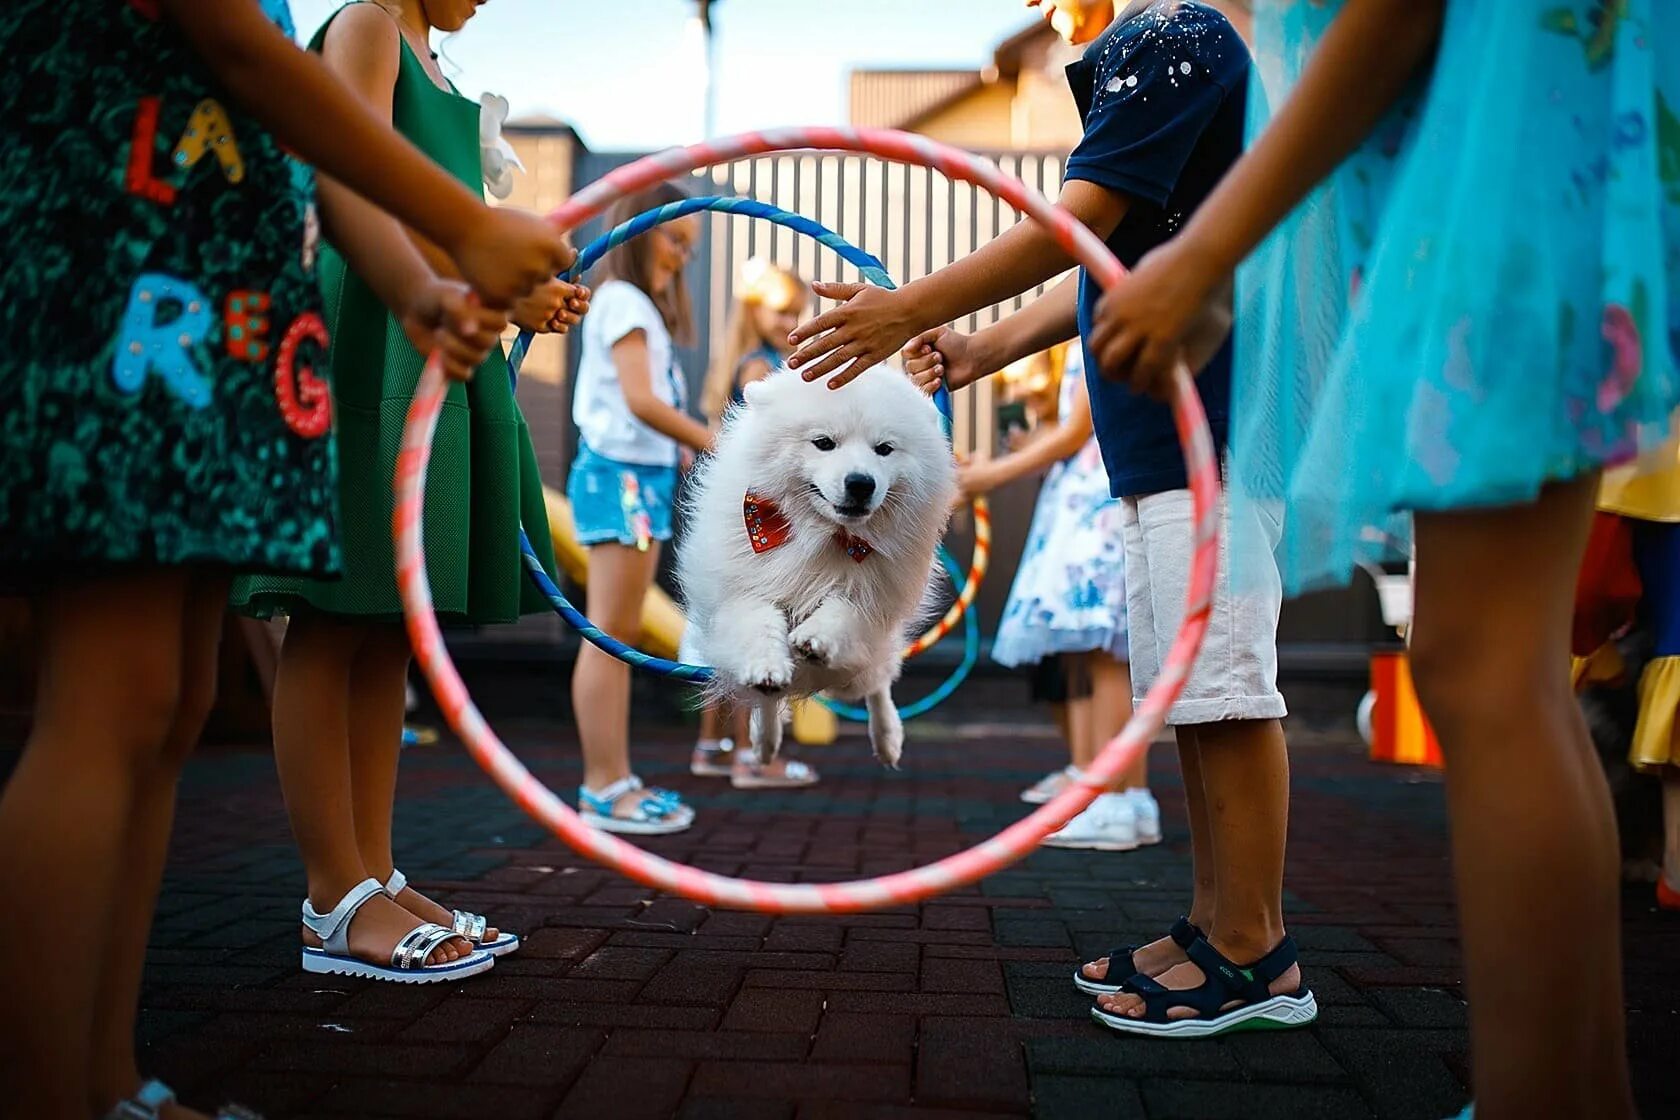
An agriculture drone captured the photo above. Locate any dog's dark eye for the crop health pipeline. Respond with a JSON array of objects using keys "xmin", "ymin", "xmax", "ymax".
[
  {"xmin": 812, "ymin": 436, "xmax": 836, "ymax": 451},
  {"xmin": 873, "ymin": 443, "xmax": 894, "ymax": 457}
]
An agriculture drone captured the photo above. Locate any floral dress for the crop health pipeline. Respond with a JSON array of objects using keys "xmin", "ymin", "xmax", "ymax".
[
  {"xmin": 0, "ymin": 0, "xmax": 339, "ymax": 588},
  {"xmin": 1233, "ymin": 0, "xmax": 1680, "ymax": 595},
  {"xmin": 992, "ymin": 351, "xmax": 1129, "ymax": 667}
]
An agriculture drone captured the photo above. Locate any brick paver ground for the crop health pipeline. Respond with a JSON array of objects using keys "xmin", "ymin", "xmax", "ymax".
[{"xmin": 111, "ymin": 716, "xmax": 1680, "ymax": 1118}]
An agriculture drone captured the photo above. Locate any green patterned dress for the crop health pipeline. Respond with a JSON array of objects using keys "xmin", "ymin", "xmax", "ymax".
[
  {"xmin": 231, "ymin": 4, "xmax": 557, "ymax": 624},
  {"xmin": 0, "ymin": 0, "xmax": 340, "ymax": 588}
]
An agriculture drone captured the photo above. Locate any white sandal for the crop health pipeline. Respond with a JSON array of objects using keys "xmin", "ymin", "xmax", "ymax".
[
  {"xmin": 731, "ymin": 756, "xmax": 820, "ymax": 789},
  {"xmin": 578, "ymin": 775, "xmax": 695, "ymax": 835},
  {"xmin": 300, "ymin": 878, "xmax": 494, "ymax": 983},
  {"xmin": 106, "ymin": 1078, "xmax": 261, "ymax": 1119},
  {"xmin": 382, "ymin": 868, "xmax": 520, "ymax": 957}
]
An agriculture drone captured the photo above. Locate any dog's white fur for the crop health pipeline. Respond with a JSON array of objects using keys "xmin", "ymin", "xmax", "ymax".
[{"xmin": 678, "ymin": 365, "xmax": 957, "ymax": 768}]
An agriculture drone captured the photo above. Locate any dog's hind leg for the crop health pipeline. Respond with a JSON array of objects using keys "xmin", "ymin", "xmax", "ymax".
[
  {"xmin": 864, "ymin": 689, "xmax": 904, "ymax": 770},
  {"xmin": 749, "ymin": 696, "xmax": 785, "ymax": 764}
]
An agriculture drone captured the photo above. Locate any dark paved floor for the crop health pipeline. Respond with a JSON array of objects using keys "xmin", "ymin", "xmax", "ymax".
[{"xmin": 129, "ymin": 718, "xmax": 1678, "ymax": 1119}]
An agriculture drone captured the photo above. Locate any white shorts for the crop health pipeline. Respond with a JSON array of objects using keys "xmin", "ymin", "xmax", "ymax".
[{"xmin": 1121, "ymin": 489, "xmax": 1288, "ymax": 727}]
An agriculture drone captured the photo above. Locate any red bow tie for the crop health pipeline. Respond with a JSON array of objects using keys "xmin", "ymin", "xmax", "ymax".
[{"xmin": 744, "ymin": 493, "xmax": 873, "ymax": 563}]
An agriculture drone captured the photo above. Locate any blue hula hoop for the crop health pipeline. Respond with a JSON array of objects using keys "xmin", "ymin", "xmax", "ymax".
[{"xmin": 508, "ymin": 194, "xmax": 975, "ymax": 718}]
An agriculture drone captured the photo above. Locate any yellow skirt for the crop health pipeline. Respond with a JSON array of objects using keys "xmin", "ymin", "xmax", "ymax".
[{"xmin": 1630, "ymin": 656, "xmax": 1680, "ymax": 772}]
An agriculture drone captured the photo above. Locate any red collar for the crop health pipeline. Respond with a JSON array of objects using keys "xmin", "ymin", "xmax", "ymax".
[{"xmin": 744, "ymin": 493, "xmax": 873, "ymax": 563}]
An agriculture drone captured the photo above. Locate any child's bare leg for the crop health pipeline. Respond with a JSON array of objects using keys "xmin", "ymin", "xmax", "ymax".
[
  {"xmin": 1407, "ymin": 476, "xmax": 1632, "ymax": 1120},
  {"xmin": 272, "ymin": 614, "xmax": 462, "ymax": 965},
  {"xmin": 1064, "ymin": 685, "xmax": 1095, "ymax": 772},
  {"xmin": 1176, "ymin": 732, "xmax": 1216, "ymax": 931},
  {"xmin": 1081, "ymin": 699, "xmax": 1201, "ymax": 990},
  {"xmin": 1078, "ymin": 730, "xmax": 1223, "ymax": 985},
  {"xmin": 88, "ymin": 575, "xmax": 228, "ymax": 1118},
  {"xmin": 1091, "ymin": 651, "xmax": 1144, "ymax": 791},
  {"xmin": 0, "ymin": 570, "xmax": 189, "ymax": 1117},
  {"xmin": 697, "ymin": 704, "xmax": 725, "ymax": 742},
  {"xmin": 349, "ymin": 625, "xmax": 492, "ymax": 945},
  {"xmin": 573, "ymin": 543, "xmax": 660, "ymax": 814},
  {"xmin": 1664, "ymin": 769, "xmax": 1680, "ymax": 889},
  {"xmin": 1096, "ymin": 717, "xmax": 1294, "ymax": 1018},
  {"xmin": 1050, "ymin": 701, "xmax": 1072, "ymax": 759}
]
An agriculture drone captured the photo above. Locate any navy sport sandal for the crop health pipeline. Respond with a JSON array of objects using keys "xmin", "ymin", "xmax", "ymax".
[
  {"xmin": 1090, "ymin": 934, "xmax": 1318, "ymax": 1039},
  {"xmin": 1074, "ymin": 914, "xmax": 1203, "ymax": 996}
]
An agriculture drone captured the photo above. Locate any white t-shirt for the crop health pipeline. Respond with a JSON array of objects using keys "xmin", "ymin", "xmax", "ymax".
[{"xmin": 572, "ymin": 280, "xmax": 687, "ymax": 467}]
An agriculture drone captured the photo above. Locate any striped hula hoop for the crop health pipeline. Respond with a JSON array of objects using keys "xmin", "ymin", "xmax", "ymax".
[{"xmin": 395, "ymin": 127, "xmax": 1219, "ymax": 913}]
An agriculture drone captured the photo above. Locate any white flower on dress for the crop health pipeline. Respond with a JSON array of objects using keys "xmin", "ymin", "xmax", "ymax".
[{"xmin": 479, "ymin": 92, "xmax": 525, "ymax": 201}]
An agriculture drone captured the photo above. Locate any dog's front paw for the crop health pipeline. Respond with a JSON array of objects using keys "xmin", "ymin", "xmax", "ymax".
[
  {"xmin": 738, "ymin": 646, "xmax": 795, "ymax": 694},
  {"xmin": 789, "ymin": 614, "xmax": 859, "ymax": 670}
]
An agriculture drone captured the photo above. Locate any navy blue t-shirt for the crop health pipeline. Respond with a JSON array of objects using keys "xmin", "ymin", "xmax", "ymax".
[{"xmin": 1066, "ymin": 1, "xmax": 1249, "ymax": 498}]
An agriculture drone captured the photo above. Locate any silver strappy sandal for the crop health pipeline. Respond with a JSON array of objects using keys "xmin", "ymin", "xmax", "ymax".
[
  {"xmin": 105, "ymin": 1077, "xmax": 262, "ymax": 1119},
  {"xmin": 300, "ymin": 877, "xmax": 493, "ymax": 983},
  {"xmin": 382, "ymin": 867, "xmax": 520, "ymax": 957}
]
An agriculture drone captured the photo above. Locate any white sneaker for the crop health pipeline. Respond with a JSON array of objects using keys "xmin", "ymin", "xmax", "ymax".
[
  {"xmin": 1020, "ymin": 765, "xmax": 1082, "ymax": 805},
  {"xmin": 1127, "ymin": 788, "xmax": 1162, "ymax": 845},
  {"xmin": 1041, "ymin": 792, "xmax": 1139, "ymax": 851}
]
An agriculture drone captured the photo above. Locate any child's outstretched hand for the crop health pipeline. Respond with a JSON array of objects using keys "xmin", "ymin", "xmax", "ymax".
[
  {"xmin": 786, "ymin": 282, "xmax": 919, "ymax": 389},
  {"xmin": 401, "ymin": 279, "xmax": 509, "ymax": 382},
  {"xmin": 512, "ymin": 279, "xmax": 592, "ymax": 335},
  {"xmin": 1088, "ymin": 240, "xmax": 1232, "ymax": 402},
  {"xmin": 903, "ymin": 327, "xmax": 982, "ymax": 394},
  {"xmin": 451, "ymin": 207, "xmax": 576, "ymax": 309}
]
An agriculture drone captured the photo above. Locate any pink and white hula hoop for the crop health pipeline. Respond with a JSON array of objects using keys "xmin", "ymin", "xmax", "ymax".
[{"xmin": 395, "ymin": 127, "xmax": 1219, "ymax": 914}]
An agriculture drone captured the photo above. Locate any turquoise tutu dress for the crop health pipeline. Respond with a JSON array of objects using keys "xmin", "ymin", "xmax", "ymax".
[{"xmin": 1232, "ymin": 0, "xmax": 1680, "ymax": 595}]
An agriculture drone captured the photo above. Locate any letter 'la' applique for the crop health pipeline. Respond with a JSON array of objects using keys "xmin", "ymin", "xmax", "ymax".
[{"xmin": 173, "ymin": 99, "xmax": 245, "ymax": 185}]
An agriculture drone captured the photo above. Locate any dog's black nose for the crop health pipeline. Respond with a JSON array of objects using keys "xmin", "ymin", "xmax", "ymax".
[{"xmin": 843, "ymin": 473, "xmax": 877, "ymax": 502}]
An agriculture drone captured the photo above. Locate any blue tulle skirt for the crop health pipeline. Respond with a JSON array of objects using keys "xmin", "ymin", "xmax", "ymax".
[{"xmin": 1232, "ymin": 0, "xmax": 1680, "ymax": 595}]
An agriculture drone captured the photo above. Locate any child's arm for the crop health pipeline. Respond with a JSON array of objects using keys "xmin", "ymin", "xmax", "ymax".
[
  {"xmin": 321, "ymin": 204, "xmax": 509, "ymax": 382},
  {"xmin": 959, "ymin": 380, "xmax": 1095, "ymax": 500},
  {"xmin": 1089, "ymin": 0, "xmax": 1445, "ymax": 397},
  {"xmin": 613, "ymin": 334, "xmax": 715, "ymax": 453},
  {"xmin": 902, "ymin": 277, "xmax": 1081, "ymax": 394},
  {"xmin": 159, "ymin": 0, "xmax": 572, "ymax": 306},
  {"xmin": 786, "ymin": 181, "xmax": 1128, "ymax": 387}
]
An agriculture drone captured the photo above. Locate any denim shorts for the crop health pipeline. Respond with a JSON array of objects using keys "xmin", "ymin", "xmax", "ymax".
[{"xmin": 566, "ymin": 442, "xmax": 678, "ymax": 547}]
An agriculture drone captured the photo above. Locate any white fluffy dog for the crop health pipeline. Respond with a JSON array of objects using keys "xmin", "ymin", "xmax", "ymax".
[{"xmin": 677, "ymin": 365, "xmax": 957, "ymax": 768}]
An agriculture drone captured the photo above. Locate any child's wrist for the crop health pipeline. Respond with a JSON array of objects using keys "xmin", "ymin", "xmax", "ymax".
[
  {"xmin": 392, "ymin": 266, "xmax": 439, "ymax": 321},
  {"xmin": 967, "ymin": 327, "xmax": 1013, "ymax": 383},
  {"xmin": 436, "ymin": 195, "xmax": 492, "ymax": 263},
  {"xmin": 1174, "ymin": 221, "xmax": 1239, "ymax": 297}
]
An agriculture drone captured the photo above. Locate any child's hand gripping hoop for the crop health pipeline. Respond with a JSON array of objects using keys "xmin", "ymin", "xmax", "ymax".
[{"xmin": 396, "ymin": 127, "xmax": 1219, "ymax": 913}]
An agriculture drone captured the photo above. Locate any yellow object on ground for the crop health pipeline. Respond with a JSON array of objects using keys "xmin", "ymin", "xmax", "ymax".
[{"xmin": 542, "ymin": 487, "xmax": 838, "ymax": 745}]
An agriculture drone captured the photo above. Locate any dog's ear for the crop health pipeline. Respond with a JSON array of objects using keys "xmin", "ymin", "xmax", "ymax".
[{"xmin": 742, "ymin": 377, "xmax": 773, "ymax": 406}]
